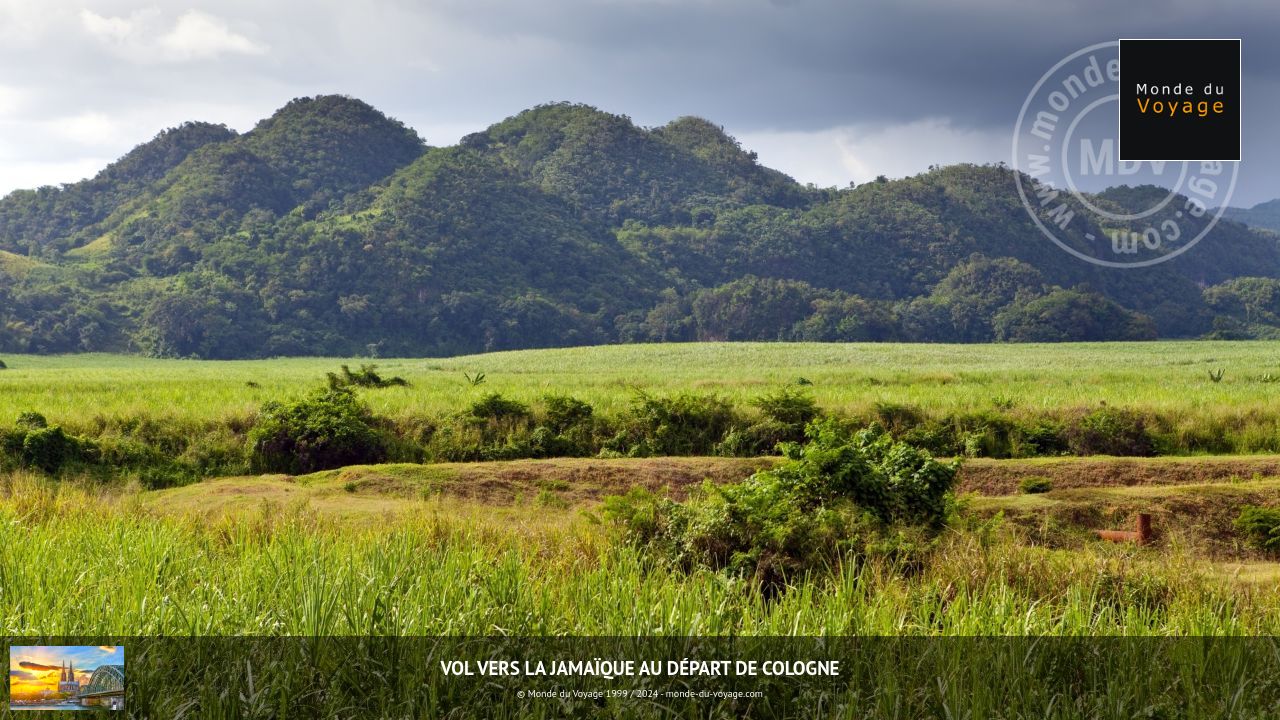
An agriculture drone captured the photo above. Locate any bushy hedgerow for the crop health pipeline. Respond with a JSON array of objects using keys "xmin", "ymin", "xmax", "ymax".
[
  {"xmin": 1064, "ymin": 406, "xmax": 1155, "ymax": 456},
  {"xmin": 428, "ymin": 393, "xmax": 605, "ymax": 462},
  {"xmin": 249, "ymin": 389, "xmax": 390, "ymax": 474},
  {"xmin": 468, "ymin": 393, "xmax": 531, "ymax": 422},
  {"xmin": 719, "ymin": 387, "xmax": 820, "ymax": 456},
  {"xmin": 0, "ymin": 412, "xmax": 98, "ymax": 474},
  {"xmin": 604, "ymin": 420, "xmax": 959, "ymax": 591},
  {"xmin": 605, "ymin": 391, "xmax": 740, "ymax": 457}
]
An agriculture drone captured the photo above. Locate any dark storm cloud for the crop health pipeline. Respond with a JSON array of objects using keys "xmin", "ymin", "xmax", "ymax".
[
  {"xmin": 0, "ymin": 0, "xmax": 1276, "ymax": 203},
  {"xmin": 407, "ymin": 0, "xmax": 1280, "ymax": 130}
]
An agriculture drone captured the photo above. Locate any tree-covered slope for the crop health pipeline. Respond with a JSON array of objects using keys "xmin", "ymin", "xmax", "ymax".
[
  {"xmin": 1222, "ymin": 199, "xmax": 1280, "ymax": 234},
  {"xmin": 0, "ymin": 121, "xmax": 236, "ymax": 255},
  {"xmin": 2, "ymin": 96, "xmax": 1279, "ymax": 357}
]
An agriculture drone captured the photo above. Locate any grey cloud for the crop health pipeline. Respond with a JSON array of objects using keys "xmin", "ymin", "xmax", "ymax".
[{"xmin": 0, "ymin": 0, "xmax": 1275, "ymax": 203}]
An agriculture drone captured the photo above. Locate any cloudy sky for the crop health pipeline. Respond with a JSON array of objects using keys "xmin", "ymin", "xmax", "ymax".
[{"xmin": 1, "ymin": 0, "xmax": 1277, "ymax": 205}]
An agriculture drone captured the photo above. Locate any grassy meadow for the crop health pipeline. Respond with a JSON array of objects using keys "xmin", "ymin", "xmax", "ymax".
[
  {"xmin": 2, "ymin": 470, "xmax": 1278, "ymax": 638},
  {"xmin": 4, "ymin": 341, "xmax": 1280, "ymax": 427},
  {"xmin": 2, "ymin": 342, "xmax": 1279, "ymax": 642}
]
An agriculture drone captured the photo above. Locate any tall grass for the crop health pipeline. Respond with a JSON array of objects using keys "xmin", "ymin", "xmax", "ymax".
[{"xmin": 2, "ymin": 473, "xmax": 1276, "ymax": 638}]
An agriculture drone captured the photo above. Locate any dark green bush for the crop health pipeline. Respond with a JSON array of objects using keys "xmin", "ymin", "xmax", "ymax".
[
  {"xmin": 716, "ymin": 419, "xmax": 796, "ymax": 457},
  {"xmin": 0, "ymin": 359, "xmax": 7, "ymax": 369},
  {"xmin": 16, "ymin": 411, "xmax": 48, "ymax": 430},
  {"xmin": 604, "ymin": 420, "xmax": 959, "ymax": 592},
  {"xmin": 468, "ymin": 393, "xmax": 531, "ymax": 422},
  {"xmin": 249, "ymin": 389, "xmax": 390, "ymax": 474},
  {"xmin": 542, "ymin": 395, "xmax": 593, "ymax": 433},
  {"xmin": 872, "ymin": 402, "xmax": 925, "ymax": 434},
  {"xmin": 718, "ymin": 387, "xmax": 821, "ymax": 455},
  {"xmin": 607, "ymin": 391, "xmax": 739, "ymax": 457},
  {"xmin": 21, "ymin": 425, "xmax": 95, "ymax": 474},
  {"xmin": 1018, "ymin": 418, "xmax": 1068, "ymax": 456},
  {"xmin": 1019, "ymin": 476, "xmax": 1053, "ymax": 494},
  {"xmin": 1234, "ymin": 506, "xmax": 1280, "ymax": 555},
  {"xmin": 326, "ymin": 364, "xmax": 408, "ymax": 390},
  {"xmin": 752, "ymin": 387, "xmax": 819, "ymax": 428},
  {"xmin": 1065, "ymin": 406, "xmax": 1155, "ymax": 456}
]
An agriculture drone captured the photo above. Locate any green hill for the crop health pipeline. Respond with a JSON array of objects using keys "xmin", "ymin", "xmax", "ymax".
[
  {"xmin": 1222, "ymin": 199, "xmax": 1280, "ymax": 234},
  {"xmin": 1, "ymin": 96, "xmax": 1279, "ymax": 357}
]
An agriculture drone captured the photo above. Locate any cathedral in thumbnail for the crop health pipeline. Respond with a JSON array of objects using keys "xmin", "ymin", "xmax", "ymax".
[{"xmin": 57, "ymin": 661, "xmax": 81, "ymax": 695}]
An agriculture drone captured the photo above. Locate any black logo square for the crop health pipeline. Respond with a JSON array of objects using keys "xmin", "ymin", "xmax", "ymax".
[{"xmin": 1119, "ymin": 39, "xmax": 1240, "ymax": 161}]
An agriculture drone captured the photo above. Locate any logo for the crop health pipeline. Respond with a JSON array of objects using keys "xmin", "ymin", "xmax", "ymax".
[{"xmin": 1012, "ymin": 41, "xmax": 1238, "ymax": 268}]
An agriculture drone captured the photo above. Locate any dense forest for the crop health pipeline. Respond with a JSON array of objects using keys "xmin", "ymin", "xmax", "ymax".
[{"xmin": 2, "ymin": 95, "xmax": 1280, "ymax": 358}]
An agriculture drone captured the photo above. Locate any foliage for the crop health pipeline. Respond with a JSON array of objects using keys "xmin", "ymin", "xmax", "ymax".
[
  {"xmin": 994, "ymin": 288, "xmax": 1158, "ymax": 342},
  {"xmin": 1, "ymin": 412, "xmax": 96, "ymax": 474},
  {"xmin": 1065, "ymin": 406, "xmax": 1156, "ymax": 457},
  {"xmin": 719, "ymin": 386, "xmax": 821, "ymax": 456},
  {"xmin": 468, "ymin": 393, "xmax": 531, "ymax": 422},
  {"xmin": 604, "ymin": 420, "xmax": 959, "ymax": 590},
  {"xmin": 1019, "ymin": 476, "xmax": 1053, "ymax": 494},
  {"xmin": 1234, "ymin": 506, "xmax": 1280, "ymax": 555},
  {"xmin": 2, "ymin": 97, "xmax": 1278, "ymax": 356},
  {"xmin": 21, "ymin": 426, "xmax": 89, "ymax": 474},
  {"xmin": 608, "ymin": 391, "xmax": 740, "ymax": 457},
  {"xmin": 16, "ymin": 411, "xmax": 47, "ymax": 430},
  {"xmin": 248, "ymin": 389, "xmax": 389, "ymax": 474},
  {"xmin": 542, "ymin": 395, "xmax": 594, "ymax": 434},
  {"xmin": 326, "ymin": 364, "xmax": 408, "ymax": 390}
]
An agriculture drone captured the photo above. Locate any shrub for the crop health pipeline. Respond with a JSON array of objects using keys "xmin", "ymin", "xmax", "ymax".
[
  {"xmin": 1234, "ymin": 506, "xmax": 1280, "ymax": 555},
  {"xmin": 16, "ymin": 411, "xmax": 47, "ymax": 430},
  {"xmin": 21, "ymin": 426, "xmax": 94, "ymax": 474},
  {"xmin": 468, "ymin": 393, "xmax": 531, "ymax": 422},
  {"xmin": 249, "ymin": 389, "xmax": 389, "ymax": 474},
  {"xmin": 608, "ymin": 392, "xmax": 739, "ymax": 457},
  {"xmin": 1019, "ymin": 476, "xmax": 1053, "ymax": 494},
  {"xmin": 872, "ymin": 402, "xmax": 925, "ymax": 434},
  {"xmin": 542, "ymin": 395, "xmax": 593, "ymax": 434},
  {"xmin": 718, "ymin": 387, "xmax": 822, "ymax": 455},
  {"xmin": 752, "ymin": 387, "xmax": 819, "ymax": 428},
  {"xmin": 0, "ymin": 359, "xmax": 7, "ymax": 369},
  {"xmin": 536, "ymin": 488, "xmax": 570, "ymax": 509},
  {"xmin": 326, "ymin": 364, "xmax": 408, "ymax": 390},
  {"xmin": 604, "ymin": 420, "xmax": 959, "ymax": 592},
  {"xmin": 716, "ymin": 419, "xmax": 796, "ymax": 457},
  {"xmin": 1017, "ymin": 418, "xmax": 1067, "ymax": 456},
  {"xmin": 1064, "ymin": 406, "xmax": 1155, "ymax": 456}
]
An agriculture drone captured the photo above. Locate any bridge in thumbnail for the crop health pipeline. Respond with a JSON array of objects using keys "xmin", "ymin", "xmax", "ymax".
[{"xmin": 76, "ymin": 664, "xmax": 126, "ymax": 710}]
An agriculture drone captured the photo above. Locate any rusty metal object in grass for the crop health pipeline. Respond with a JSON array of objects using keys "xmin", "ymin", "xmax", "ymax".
[{"xmin": 1097, "ymin": 513, "xmax": 1153, "ymax": 545}]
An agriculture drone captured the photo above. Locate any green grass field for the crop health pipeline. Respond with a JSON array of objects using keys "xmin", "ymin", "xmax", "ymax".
[
  {"xmin": 3, "ymin": 467, "xmax": 1278, "ymax": 638},
  {"xmin": 2, "ymin": 343, "xmax": 1279, "ymax": 642},
  {"xmin": 3, "ymin": 341, "xmax": 1280, "ymax": 427}
]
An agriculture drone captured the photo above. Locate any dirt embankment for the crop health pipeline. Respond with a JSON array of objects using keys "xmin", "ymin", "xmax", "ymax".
[
  {"xmin": 321, "ymin": 454, "xmax": 1280, "ymax": 504},
  {"xmin": 957, "ymin": 456, "xmax": 1280, "ymax": 495}
]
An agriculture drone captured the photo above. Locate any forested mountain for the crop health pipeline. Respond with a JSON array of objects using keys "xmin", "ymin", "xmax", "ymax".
[
  {"xmin": 2, "ymin": 96, "xmax": 1279, "ymax": 357},
  {"xmin": 1223, "ymin": 199, "xmax": 1280, "ymax": 234}
]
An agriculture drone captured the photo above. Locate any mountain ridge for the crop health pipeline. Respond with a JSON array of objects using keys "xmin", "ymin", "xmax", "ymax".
[{"xmin": 1, "ymin": 95, "xmax": 1278, "ymax": 357}]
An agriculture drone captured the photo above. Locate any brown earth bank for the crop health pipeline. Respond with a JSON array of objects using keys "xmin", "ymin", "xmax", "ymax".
[
  {"xmin": 318, "ymin": 454, "xmax": 1280, "ymax": 501},
  {"xmin": 157, "ymin": 454, "xmax": 1280, "ymax": 511},
  {"xmin": 143, "ymin": 454, "xmax": 1280, "ymax": 562},
  {"xmin": 957, "ymin": 455, "xmax": 1280, "ymax": 495}
]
